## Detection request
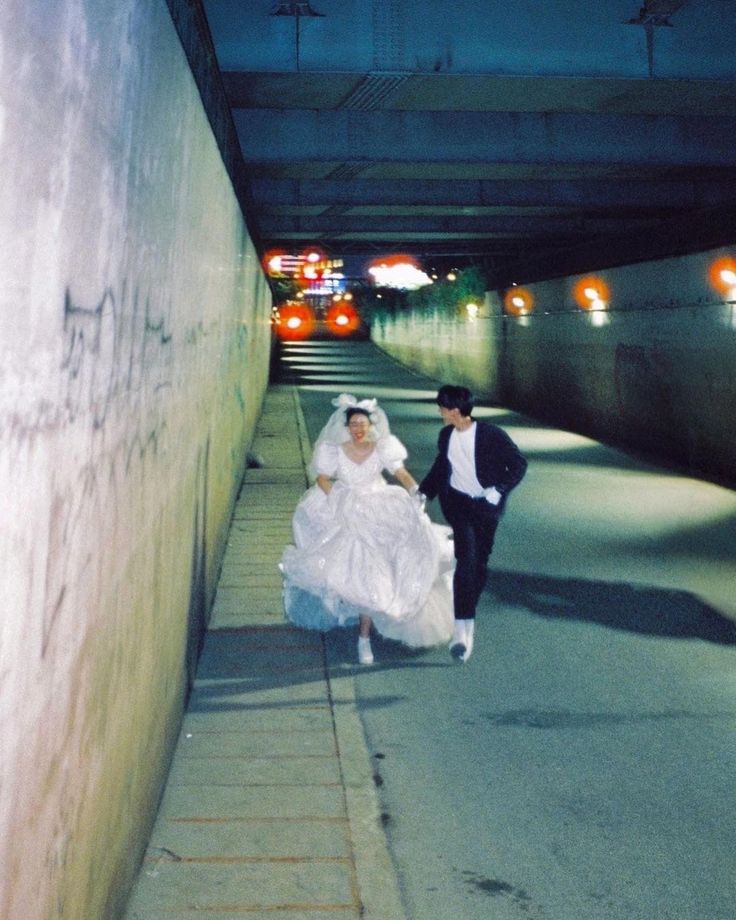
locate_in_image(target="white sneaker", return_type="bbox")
[449,620,466,661]
[358,636,374,665]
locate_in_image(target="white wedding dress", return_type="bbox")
[281,435,454,647]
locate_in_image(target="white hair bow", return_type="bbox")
[332,393,378,413]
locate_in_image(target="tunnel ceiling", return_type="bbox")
[200,0,736,281]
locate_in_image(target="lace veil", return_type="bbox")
[307,393,390,480]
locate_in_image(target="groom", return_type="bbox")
[419,385,527,662]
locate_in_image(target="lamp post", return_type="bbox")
[270,2,325,72]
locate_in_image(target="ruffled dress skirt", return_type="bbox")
[280,480,454,648]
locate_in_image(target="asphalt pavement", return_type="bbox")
[282,341,736,920]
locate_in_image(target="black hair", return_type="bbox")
[436,384,474,417]
[345,406,371,424]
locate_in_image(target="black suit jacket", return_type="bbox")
[420,419,527,514]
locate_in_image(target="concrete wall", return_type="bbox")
[0,2,272,918]
[372,248,736,484]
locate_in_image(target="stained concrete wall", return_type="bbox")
[372,248,736,484]
[0,1,272,918]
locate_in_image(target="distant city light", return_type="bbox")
[368,262,432,289]
[366,253,432,290]
[275,302,315,340]
[262,248,289,275]
[325,301,361,336]
[308,271,346,296]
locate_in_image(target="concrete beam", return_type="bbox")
[207,1,736,81]
[223,72,736,117]
[234,109,736,167]
[249,177,736,210]
[257,214,660,235]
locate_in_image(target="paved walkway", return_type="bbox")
[125,385,405,919]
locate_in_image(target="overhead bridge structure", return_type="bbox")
[202,0,736,280]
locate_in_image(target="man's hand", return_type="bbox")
[483,486,502,506]
[410,485,427,512]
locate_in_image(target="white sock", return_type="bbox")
[451,620,467,646]
[461,621,475,662]
[358,635,374,664]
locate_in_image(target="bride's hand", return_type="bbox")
[317,474,333,495]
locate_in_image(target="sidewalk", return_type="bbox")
[125,385,405,919]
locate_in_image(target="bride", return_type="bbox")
[280,394,454,664]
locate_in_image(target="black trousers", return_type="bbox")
[443,487,501,620]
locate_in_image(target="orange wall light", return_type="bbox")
[503,287,535,316]
[708,256,736,296]
[573,275,610,311]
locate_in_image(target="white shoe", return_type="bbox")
[461,621,475,662]
[358,636,374,665]
[449,620,466,661]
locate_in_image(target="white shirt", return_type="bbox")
[448,423,484,497]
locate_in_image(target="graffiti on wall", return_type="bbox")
[41,284,178,656]
[61,284,173,429]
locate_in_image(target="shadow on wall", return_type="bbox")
[489,568,736,645]
[186,437,210,689]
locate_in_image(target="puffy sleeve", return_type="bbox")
[376,434,408,474]
[313,441,339,477]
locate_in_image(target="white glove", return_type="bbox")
[484,486,502,506]
[410,486,427,512]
